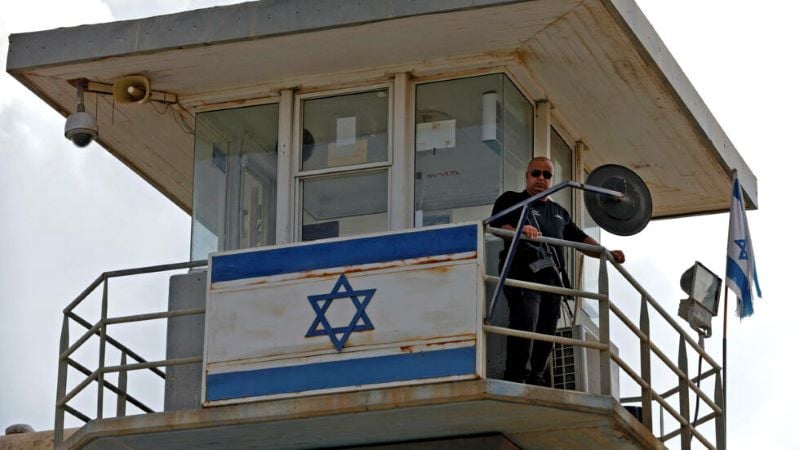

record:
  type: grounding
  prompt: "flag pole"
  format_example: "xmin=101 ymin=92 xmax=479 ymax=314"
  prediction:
xmin=722 ymin=168 xmax=735 ymax=448
xmin=722 ymin=286 xmax=728 ymax=444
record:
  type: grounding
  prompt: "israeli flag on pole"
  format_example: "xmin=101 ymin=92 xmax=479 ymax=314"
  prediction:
xmin=726 ymin=172 xmax=762 ymax=318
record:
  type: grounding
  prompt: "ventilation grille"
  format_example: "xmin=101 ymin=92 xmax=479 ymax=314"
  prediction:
xmin=552 ymin=327 xmax=578 ymax=390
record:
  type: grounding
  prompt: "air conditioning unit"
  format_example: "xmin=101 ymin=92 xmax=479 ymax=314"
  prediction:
xmin=550 ymin=325 xmax=620 ymax=398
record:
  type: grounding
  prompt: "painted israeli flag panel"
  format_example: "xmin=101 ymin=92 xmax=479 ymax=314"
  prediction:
xmin=204 ymin=224 xmax=483 ymax=404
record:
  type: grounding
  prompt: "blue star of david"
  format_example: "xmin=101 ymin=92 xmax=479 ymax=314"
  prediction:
xmin=735 ymin=239 xmax=748 ymax=260
xmin=305 ymin=274 xmax=375 ymax=352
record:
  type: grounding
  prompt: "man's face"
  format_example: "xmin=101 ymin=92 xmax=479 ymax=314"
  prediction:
xmin=525 ymin=159 xmax=554 ymax=196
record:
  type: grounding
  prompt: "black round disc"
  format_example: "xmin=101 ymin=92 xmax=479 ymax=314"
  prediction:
xmin=584 ymin=164 xmax=652 ymax=236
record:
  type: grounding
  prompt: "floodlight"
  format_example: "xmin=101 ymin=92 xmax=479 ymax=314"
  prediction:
xmin=677 ymin=261 xmax=722 ymax=337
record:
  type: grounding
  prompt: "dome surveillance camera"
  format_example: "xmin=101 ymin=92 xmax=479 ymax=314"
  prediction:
xmin=64 ymin=111 xmax=98 ymax=147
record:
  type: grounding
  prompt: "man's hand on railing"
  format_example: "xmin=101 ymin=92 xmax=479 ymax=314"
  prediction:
xmin=581 ymin=235 xmax=624 ymax=264
xmin=498 ymin=223 xmax=542 ymax=240
xmin=519 ymin=224 xmax=542 ymax=239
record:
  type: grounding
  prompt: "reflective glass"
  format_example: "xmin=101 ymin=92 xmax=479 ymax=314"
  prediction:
xmin=191 ymin=104 xmax=279 ymax=260
xmin=550 ymin=127 xmax=575 ymax=289
xmin=301 ymin=170 xmax=388 ymax=241
xmin=550 ymin=128 xmax=573 ymax=212
xmin=580 ymin=169 xmax=601 ymax=326
xmin=301 ymin=90 xmax=389 ymax=171
xmin=414 ymin=74 xmax=532 ymax=226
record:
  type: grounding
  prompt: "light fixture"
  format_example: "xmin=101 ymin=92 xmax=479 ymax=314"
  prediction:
xmin=677 ymin=261 xmax=722 ymax=337
xmin=64 ymin=81 xmax=98 ymax=147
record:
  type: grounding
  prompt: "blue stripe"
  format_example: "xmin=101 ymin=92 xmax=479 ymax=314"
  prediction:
xmin=206 ymin=346 xmax=476 ymax=401
xmin=753 ymin=262 xmax=762 ymax=298
xmin=211 ymin=225 xmax=478 ymax=283
xmin=726 ymin=256 xmax=753 ymax=317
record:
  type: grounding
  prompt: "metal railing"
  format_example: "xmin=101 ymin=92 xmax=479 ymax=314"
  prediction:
xmin=482 ymin=225 xmax=724 ymax=450
xmin=53 ymin=260 xmax=207 ymax=446
xmin=53 ymin=223 xmax=724 ymax=450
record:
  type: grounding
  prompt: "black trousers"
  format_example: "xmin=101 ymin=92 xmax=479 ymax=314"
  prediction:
xmin=503 ymin=284 xmax=562 ymax=382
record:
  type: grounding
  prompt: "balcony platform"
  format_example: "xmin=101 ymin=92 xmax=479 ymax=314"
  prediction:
xmin=61 ymin=379 xmax=663 ymax=450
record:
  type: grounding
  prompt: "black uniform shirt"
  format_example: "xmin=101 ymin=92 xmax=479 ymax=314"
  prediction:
xmin=490 ymin=190 xmax=588 ymax=283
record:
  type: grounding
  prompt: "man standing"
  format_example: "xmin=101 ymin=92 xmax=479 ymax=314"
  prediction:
xmin=490 ymin=156 xmax=624 ymax=385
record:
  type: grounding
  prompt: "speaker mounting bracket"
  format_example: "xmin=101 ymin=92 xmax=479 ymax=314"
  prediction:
xmin=67 ymin=78 xmax=178 ymax=104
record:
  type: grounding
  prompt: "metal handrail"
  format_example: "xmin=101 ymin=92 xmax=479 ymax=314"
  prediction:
xmin=610 ymin=260 xmax=721 ymax=371
xmin=53 ymin=224 xmax=726 ymax=449
xmin=483 ymin=325 xmax=609 ymax=351
xmin=65 ymin=311 xmax=167 ymax=379
xmin=54 ymin=260 xmax=208 ymax=446
xmin=482 ymin=224 xmax=725 ymax=450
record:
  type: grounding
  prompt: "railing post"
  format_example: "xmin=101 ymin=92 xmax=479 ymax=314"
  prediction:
xmin=116 ymin=353 xmax=127 ymax=417
xmin=678 ymin=334 xmax=690 ymax=450
xmin=598 ymin=254 xmax=611 ymax=396
xmin=639 ymin=294 xmax=653 ymax=431
xmin=715 ymin=370 xmax=726 ymax=450
xmin=54 ymin=315 xmax=69 ymax=446
xmin=486 ymin=203 xmax=530 ymax=321
xmin=96 ymin=279 xmax=109 ymax=420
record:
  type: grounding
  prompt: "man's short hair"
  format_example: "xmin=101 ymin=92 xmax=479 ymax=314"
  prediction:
xmin=527 ymin=156 xmax=553 ymax=170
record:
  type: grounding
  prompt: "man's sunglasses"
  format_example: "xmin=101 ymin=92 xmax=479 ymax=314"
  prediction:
xmin=530 ymin=169 xmax=553 ymax=180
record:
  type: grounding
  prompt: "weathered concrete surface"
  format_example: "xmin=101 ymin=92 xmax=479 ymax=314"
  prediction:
xmin=341 ymin=434 xmax=520 ymax=450
xmin=164 ymin=270 xmax=207 ymax=411
xmin=6 ymin=0 xmax=524 ymax=70
xmin=62 ymin=380 xmax=664 ymax=450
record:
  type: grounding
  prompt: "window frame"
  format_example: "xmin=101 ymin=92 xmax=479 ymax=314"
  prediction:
xmin=292 ymin=83 xmax=394 ymax=241
xmin=409 ymin=70 xmax=536 ymax=228
xmin=190 ymin=97 xmax=282 ymax=260
xmin=189 ymin=65 xmax=589 ymax=250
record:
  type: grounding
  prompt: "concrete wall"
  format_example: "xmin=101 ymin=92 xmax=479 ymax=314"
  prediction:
xmin=164 ymin=270 xmax=207 ymax=411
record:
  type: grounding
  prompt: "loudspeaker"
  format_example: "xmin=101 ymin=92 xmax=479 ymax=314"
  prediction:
xmin=112 ymin=75 xmax=151 ymax=104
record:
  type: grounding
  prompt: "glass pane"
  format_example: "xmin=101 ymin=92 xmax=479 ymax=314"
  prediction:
xmin=414 ymin=74 xmax=532 ymax=226
xmin=191 ymin=103 xmax=279 ymax=260
xmin=301 ymin=90 xmax=389 ymax=171
xmin=550 ymin=127 xmax=573 ymax=212
xmin=301 ymin=170 xmax=388 ymax=241
xmin=580 ymin=169 xmax=601 ymax=326
xmin=502 ymin=76 xmax=533 ymax=193
xmin=550 ymin=127 xmax=575 ymax=290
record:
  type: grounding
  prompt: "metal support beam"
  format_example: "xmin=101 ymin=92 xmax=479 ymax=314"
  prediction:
xmin=66 ymin=359 xmax=153 ymax=413
xmin=97 ymin=280 xmax=109 ymax=420
xmin=678 ymin=335 xmax=690 ymax=449
xmin=598 ymin=255 xmax=611 ymax=396
xmin=116 ymin=354 xmax=128 ymax=417
xmin=486 ymin=202 xmax=530 ymax=322
xmin=640 ymin=294 xmax=653 ymax=431
xmin=54 ymin=315 xmax=69 ymax=445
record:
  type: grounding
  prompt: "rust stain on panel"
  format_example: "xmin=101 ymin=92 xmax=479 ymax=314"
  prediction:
xmin=234 ymin=251 xmax=477 ymax=287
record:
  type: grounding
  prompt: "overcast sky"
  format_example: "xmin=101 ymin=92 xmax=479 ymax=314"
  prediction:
xmin=1 ymin=1 xmax=798 ymax=448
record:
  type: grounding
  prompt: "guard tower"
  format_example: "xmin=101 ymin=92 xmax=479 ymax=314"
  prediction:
xmin=5 ymin=1 xmax=756 ymax=449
